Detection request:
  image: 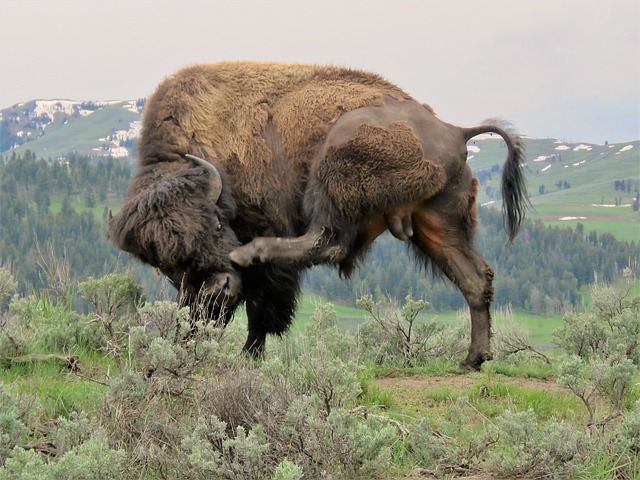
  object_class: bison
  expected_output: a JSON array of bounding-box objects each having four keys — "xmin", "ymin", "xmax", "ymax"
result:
[{"xmin": 107, "ymin": 62, "xmax": 527, "ymax": 371}]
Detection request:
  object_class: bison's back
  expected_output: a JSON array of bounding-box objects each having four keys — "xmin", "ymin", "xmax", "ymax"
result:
[{"xmin": 139, "ymin": 62, "xmax": 412, "ymax": 206}]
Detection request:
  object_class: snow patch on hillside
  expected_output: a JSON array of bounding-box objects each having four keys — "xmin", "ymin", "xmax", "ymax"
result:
[
  {"xmin": 114, "ymin": 120, "xmax": 141, "ymax": 142},
  {"xmin": 555, "ymin": 145, "xmax": 570, "ymax": 151},
  {"xmin": 592, "ymin": 203, "xmax": 632, "ymax": 207},
  {"xmin": 33, "ymin": 100, "xmax": 82, "ymax": 118},
  {"xmin": 573, "ymin": 144, "xmax": 593, "ymax": 151},
  {"xmin": 617, "ymin": 145, "xmax": 634, "ymax": 153}
]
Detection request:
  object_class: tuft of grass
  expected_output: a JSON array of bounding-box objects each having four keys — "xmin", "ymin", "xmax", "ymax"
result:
[
  {"xmin": 482, "ymin": 359, "xmax": 556, "ymax": 380},
  {"xmin": 578, "ymin": 450, "xmax": 640, "ymax": 480},
  {"xmin": 471, "ymin": 382, "xmax": 583, "ymax": 421},
  {"xmin": 359, "ymin": 382, "xmax": 397, "ymax": 412}
]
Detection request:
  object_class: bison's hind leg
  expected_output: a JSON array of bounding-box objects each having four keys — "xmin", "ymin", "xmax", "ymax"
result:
[{"xmin": 409, "ymin": 189, "xmax": 495, "ymax": 371}]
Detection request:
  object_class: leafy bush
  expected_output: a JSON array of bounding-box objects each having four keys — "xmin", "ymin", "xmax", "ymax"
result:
[
  {"xmin": 0, "ymin": 263, "xmax": 17, "ymax": 308},
  {"xmin": 263, "ymin": 302, "xmax": 362, "ymax": 416},
  {"xmin": 557, "ymin": 270, "xmax": 640, "ymax": 436},
  {"xmin": 555, "ymin": 268, "xmax": 640, "ymax": 365},
  {"xmin": 78, "ymin": 273, "xmax": 143, "ymax": 371},
  {"xmin": 272, "ymin": 459, "xmax": 304, "ymax": 480},
  {"xmin": 181, "ymin": 416, "xmax": 271, "ymax": 480},
  {"xmin": 356, "ymin": 295, "xmax": 467, "ymax": 367},
  {"xmin": 486, "ymin": 409, "xmax": 593, "ymax": 478},
  {"xmin": 0, "ymin": 430, "xmax": 125, "ymax": 480},
  {"xmin": 0, "ymin": 384, "xmax": 31, "ymax": 464},
  {"xmin": 405, "ymin": 397, "xmax": 498, "ymax": 476},
  {"xmin": 7, "ymin": 295, "xmax": 99, "ymax": 353}
]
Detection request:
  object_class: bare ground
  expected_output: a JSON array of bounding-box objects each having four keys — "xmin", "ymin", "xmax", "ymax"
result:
[{"xmin": 375, "ymin": 373, "xmax": 566, "ymax": 394}]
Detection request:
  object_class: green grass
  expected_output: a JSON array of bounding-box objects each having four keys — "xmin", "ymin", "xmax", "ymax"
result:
[
  {"xmin": 1, "ymin": 355, "xmax": 109, "ymax": 419},
  {"xmin": 471, "ymin": 137, "xmax": 639, "ymax": 243},
  {"xmin": 290, "ymin": 294, "xmax": 367, "ymax": 333},
  {"xmin": 11, "ymin": 103, "xmax": 139, "ymax": 160},
  {"xmin": 370, "ymin": 370, "xmax": 586, "ymax": 427},
  {"xmin": 49, "ymin": 193, "xmax": 110, "ymax": 218}
]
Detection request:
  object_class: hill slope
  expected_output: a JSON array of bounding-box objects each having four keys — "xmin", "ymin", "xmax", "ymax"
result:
[
  {"xmin": 467, "ymin": 135, "xmax": 639, "ymax": 241},
  {"xmin": 2, "ymin": 99, "xmax": 638, "ymax": 240},
  {"xmin": 0, "ymin": 99, "xmax": 142, "ymax": 159}
]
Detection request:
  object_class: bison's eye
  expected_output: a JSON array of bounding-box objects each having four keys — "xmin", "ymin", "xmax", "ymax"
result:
[{"xmin": 216, "ymin": 223, "xmax": 223, "ymax": 232}]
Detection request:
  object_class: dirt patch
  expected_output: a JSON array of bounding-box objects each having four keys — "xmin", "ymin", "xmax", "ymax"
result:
[{"xmin": 375, "ymin": 373, "xmax": 566, "ymax": 395}]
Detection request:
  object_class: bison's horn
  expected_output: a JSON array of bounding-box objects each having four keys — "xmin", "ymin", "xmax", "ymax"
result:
[{"xmin": 185, "ymin": 154, "xmax": 223, "ymax": 203}]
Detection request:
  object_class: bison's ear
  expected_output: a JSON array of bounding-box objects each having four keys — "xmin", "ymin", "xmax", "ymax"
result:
[{"xmin": 186, "ymin": 154, "xmax": 222, "ymax": 204}]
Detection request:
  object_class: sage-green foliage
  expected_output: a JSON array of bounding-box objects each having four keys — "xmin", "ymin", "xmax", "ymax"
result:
[
  {"xmin": 181, "ymin": 416, "xmax": 270, "ymax": 480},
  {"xmin": 77, "ymin": 273, "xmax": 142, "ymax": 325},
  {"xmin": 263, "ymin": 301, "xmax": 363, "ymax": 415},
  {"xmin": 485, "ymin": 409, "xmax": 594, "ymax": 478},
  {"xmin": 78, "ymin": 272, "xmax": 143, "ymax": 370},
  {"xmin": 0, "ymin": 430, "xmax": 125, "ymax": 480},
  {"xmin": 272, "ymin": 459, "xmax": 304, "ymax": 480},
  {"xmin": 0, "ymin": 264, "xmax": 17, "ymax": 308},
  {"xmin": 406, "ymin": 398, "xmax": 499, "ymax": 474},
  {"xmin": 0, "ymin": 384, "xmax": 123, "ymax": 479},
  {"xmin": 356, "ymin": 294, "xmax": 467, "ymax": 367},
  {"xmin": 553, "ymin": 270, "xmax": 640, "ymax": 479},
  {"xmin": 557, "ymin": 269, "xmax": 640, "ymax": 424},
  {"xmin": 7, "ymin": 294, "xmax": 98, "ymax": 354},
  {"xmin": 0, "ymin": 384, "xmax": 31, "ymax": 463},
  {"xmin": 1, "ymin": 269, "xmax": 639, "ymax": 479},
  {"xmin": 555, "ymin": 268, "xmax": 640, "ymax": 364}
]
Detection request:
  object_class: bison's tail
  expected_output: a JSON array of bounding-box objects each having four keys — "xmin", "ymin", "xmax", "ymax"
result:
[{"xmin": 462, "ymin": 120, "xmax": 529, "ymax": 242}]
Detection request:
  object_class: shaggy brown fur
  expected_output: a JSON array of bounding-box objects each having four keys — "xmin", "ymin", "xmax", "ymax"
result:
[
  {"xmin": 109, "ymin": 61, "xmax": 529, "ymax": 371},
  {"xmin": 140, "ymin": 62, "xmax": 410, "ymax": 204},
  {"xmin": 317, "ymin": 122, "xmax": 446, "ymax": 221}
]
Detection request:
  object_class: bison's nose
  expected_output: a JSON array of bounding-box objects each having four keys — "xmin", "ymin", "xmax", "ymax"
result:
[{"xmin": 209, "ymin": 272, "xmax": 241, "ymax": 299}]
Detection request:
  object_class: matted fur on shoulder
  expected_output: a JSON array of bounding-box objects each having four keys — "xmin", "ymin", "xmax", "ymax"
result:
[{"xmin": 139, "ymin": 62, "xmax": 412, "ymax": 202}]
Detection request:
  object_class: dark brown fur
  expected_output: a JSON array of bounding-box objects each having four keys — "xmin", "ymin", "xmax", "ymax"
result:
[{"xmin": 108, "ymin": 62, "xmax": 528, "ymax": 370}]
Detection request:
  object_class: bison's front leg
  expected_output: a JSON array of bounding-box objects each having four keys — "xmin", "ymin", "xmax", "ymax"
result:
[{"xmin": 229, "ymin": 227, "xmax": 347, "ymax": 268}]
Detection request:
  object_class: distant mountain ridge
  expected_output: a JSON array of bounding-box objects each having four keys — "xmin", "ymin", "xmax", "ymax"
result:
[{"xmin": 0, "ymin": 99, "xmax": 144, "ymax": 160}]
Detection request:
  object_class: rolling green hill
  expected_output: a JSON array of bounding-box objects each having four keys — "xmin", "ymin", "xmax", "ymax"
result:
[
  {"xmin": 0, "ymin": 99, "xmax": 142, "ymax": 159},
  {"xmin": 468, "ymin": 136, "xmax": 639, "ymax": 241}
]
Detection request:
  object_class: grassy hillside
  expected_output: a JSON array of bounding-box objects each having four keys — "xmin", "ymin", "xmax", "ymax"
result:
[
  {"xmin": 2, "ymin": 100, "xmax": 141, "ymax": 159},
  {"xmin": 470, "ymin": 136, "xmax": 639, "ymax": 241}
]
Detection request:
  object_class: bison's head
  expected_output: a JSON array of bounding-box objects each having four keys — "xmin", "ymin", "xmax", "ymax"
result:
[{"xmin": 107, "ymin": 155, "xmax": 242, "ymax": 316}]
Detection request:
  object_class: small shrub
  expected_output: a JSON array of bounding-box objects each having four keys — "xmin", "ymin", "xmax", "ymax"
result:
[
  {"xmin": 78, "ymin": 273, "xmax": 143, "ymax": 371},
  {"xmin": 485, "ymin": 409, "xmax": 593, "ymax": 478},
  {"xmin": 52, "ymin": 429, "xmax": 126, "ymax": 480},
  {"xmin": 181, "ymin": 415, "xmax": 271, "ymax": 480},
  {"xmin": 7, "ymin": 295, "xmax": 99, "ymax": 353},
  {"xmin": 0, "ymin": 447, "xmax": 49, "ymax": 480},
  {"xmin": 555, "ymin": 269, "xmax": 640, "ymax": 365},
  {"xmin": 0, "ymin": 263, "xmax": 17, "ymax": 308},
  {"xmin": 356, "ymin": 295, "xmax": 467, "ymax": 367},
  {"xmin": 617, "ymin": 400, "xmax": 640, "ymax": 453},
  {"xmin": 406, "ymin": 398, "xmax": 498, "ymax": 475},
  {"xmin": 264, "ymin": 301, "xmax": 362, "ymax": 416},
  {"xmin": 0, "ymin": 385, "xmax": 31, "ymax": 464},
  {"xmin": 272, "ymin": 459, "xmax": 304, "ymax": 480}
]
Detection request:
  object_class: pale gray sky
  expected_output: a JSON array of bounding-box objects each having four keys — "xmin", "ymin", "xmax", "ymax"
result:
[{"xmin": 2, "ymin": 0, "xmax": 639, "ymax": 143}]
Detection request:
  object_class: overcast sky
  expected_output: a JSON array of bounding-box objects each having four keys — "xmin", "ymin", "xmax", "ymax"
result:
[{"xmin": 2, "ymin": 0, "xmax": 639, "ymax": 144}]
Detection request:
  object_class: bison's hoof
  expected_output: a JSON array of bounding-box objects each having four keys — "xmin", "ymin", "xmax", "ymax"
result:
[
  {"xmin": 458, "ymin": 351, "xmax": 493, "ymax": 372},
  {"xmin": 229, "ymin": 247, "xmax": 254, "ymax": 267}
]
